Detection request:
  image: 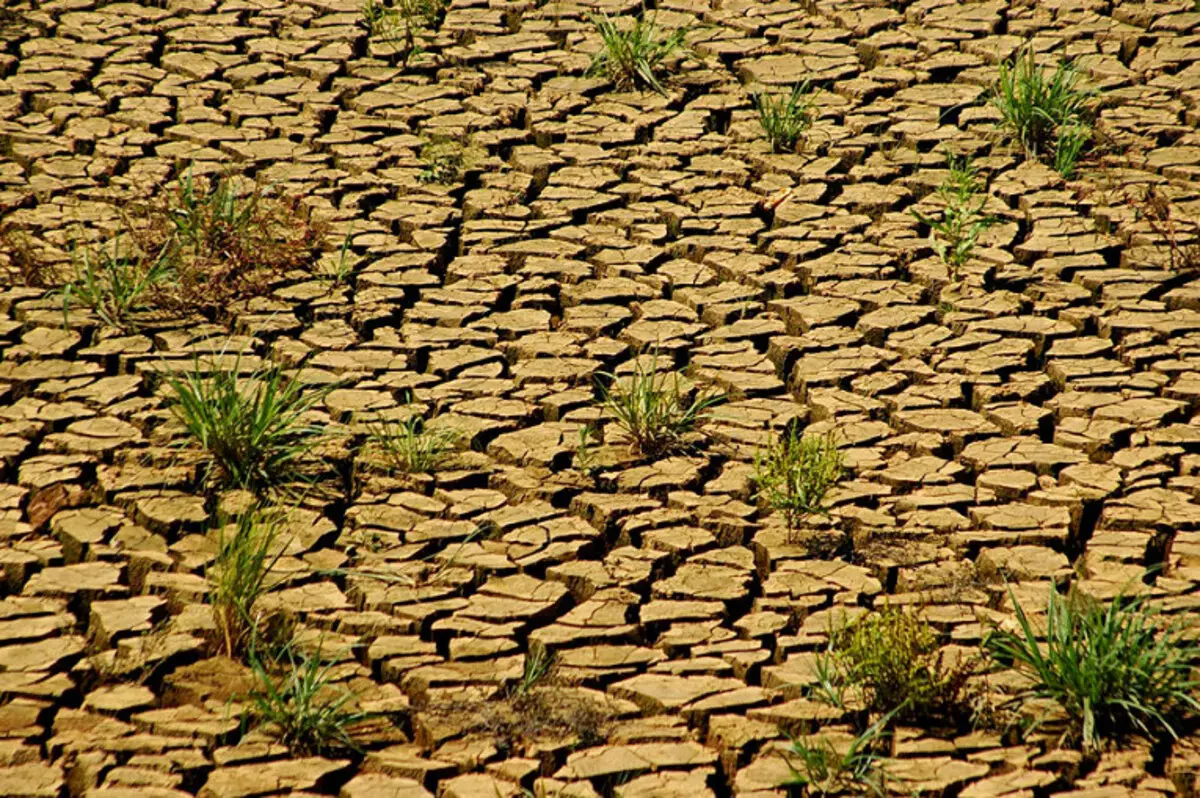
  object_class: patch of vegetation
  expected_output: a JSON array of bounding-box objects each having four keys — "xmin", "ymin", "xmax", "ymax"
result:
[
  {"xmin": 363, "ymin": 408, "xmax": 461, "ymax": 473},
  {"xmin": 781, "ymin": 709, "xmax": 896, "ymax": 797},
  {"xmin": 0, "ymin": 225, "xmax": 56, "ymax": 287},
  {"xmin": 362, "ymin": 0, "xmax": 446, "ymax": 66},
  {"xmin": 208, "ymin": 511, "xmax": 285, "ymax": 658},
  {"xmin": 417, "ymin": 135, "xmax": 485, "ymax": 184},
  {"xmin": 911, "ymin": 155, "xmax": 997, "ymax": 277},
  {"xmin": 991, "ymin": 49, "xmax": 1093, "ymax": 176},
  {"xmin": 597, "ymin": 353, "xmax": 725, "ymax": 458},
  {"xmin": 754, "ymin": 426, "xmax": 843, "ymax": 538},
  {"xmin": 819, "ymin": 608, "xmax": 979, "ymax": 725},
  {"xmin": 162, "ymin": 170, "xmax": 325, "ymax": 311},
  {"xmin": 165, "ymin": 352, "xmax": 336, "ymax": 494},
  {"xmin": 984, "ymin": 585, "xmax": 1200, "ymax": 752},
  {"xmin": 246, "ymin": 640, "xmax": 372, "ymax": 757},
  {"xmin": 586, "ymin": 9, "xmax": 688, "ymax": 95},
  {"xmin": 61, "ymin": 235, "xmax": 173, "ymax": 330},
  {"xmin": 753, "ymin": 81, "xmax": 817, "ymax": 153}
]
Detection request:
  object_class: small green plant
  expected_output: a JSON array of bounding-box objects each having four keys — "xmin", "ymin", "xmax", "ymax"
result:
[
  {"xmin": 753, "ymin": 81, "xmax": 817, "ymax": 153},
  {"xmin": 574, "ymin": 424, "xmax": 599, "ymax": 472},
  {"xmin": 991, "ymin": 49, "xmax": 1093, "ymax": 175},
  {"xmin": 597, "ymin": 353, "xmax": 724, "ymax": 458},
  {"xmin": 417, "ymin": 135, "xmax": 485, "ymax": 184},
  {"xmin": 512, "ymin": 648, "xmax": 555, "ymax": 698},
  {"xmin": 911, "ymin": 155, "xmax": 997, "ymax": 275},
  {"xmin": 781, "ymin": 708, "xmax": 897, "ymax": 797},
  {"xmin": 984, "ymin": 585, "xmax": 1200, "ymax": 752},
  {"xmin": 61, "ymin": 235, "xmax": 173, "ymax": 330},
  {"xmin": 819, "ymin": 608, "xmax": 978, "ymax": 725},
  {"xmin": 246, "ymin": 640, "xmax": 372, "ymax": 756},
  {"xmin": 361, "ymin": 0, "xmax": 446, "ymax": 65},
  {"xmin": 165, "ymin": 352, "xmax": 335, "ymax": 493},
  {"xmin": 754, "ymin": 427, "xmax": 843, "ymax": 536},
  {"xmin": 208, "ymin": 511, "xmax": 285, "ymax": 658},
  {"xmin": 363, "ymin": 409, "xmax": 461, "ymax": 473},
  {"xmin": 319, "ymin": 229, "xmax": 355, "ymax": 287},
  {"xmin": 586, "ymin": 9, "xmax": 688, "ymax": 95}
]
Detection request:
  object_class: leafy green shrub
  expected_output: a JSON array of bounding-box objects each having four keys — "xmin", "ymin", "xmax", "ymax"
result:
[
  {"xmin": 985, "ymin": 585, "xmax": 1200, "ymax": 752},
  {"xmin": 597, "ymin": 353, "xmax": 724, "ymax": 458},
  {"xmin": 165, "ymin": 353, "xmax": 335, "ymax": 493},
  {"xmin": 991, "ymin": 49, "xmax": 1093, "ymax": 176},
  {"xmin": 820, "ymin": 608, "xmax": 978, "ymax": 725},
  {"xmin": 754, "ymin": 427, "xmax": 843, "ymax": 536},
  {"xmin": 586, "ymin": 10, "xmax": 688, "ymax": 95},
  {"xmin": 753, "ymin": 81, "xmax": 817, "ymax": 153},
  {"xmin": 911, "ymin": 155, "xmax": 997, "ymax": 276}
]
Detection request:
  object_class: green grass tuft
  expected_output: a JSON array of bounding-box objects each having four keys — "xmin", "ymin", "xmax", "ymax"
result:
[
  {"xmin": 991, "ymin": 49, "xmax": 1093, "ymax": 176},
  {"xmin": 61, "ymin": 235, "xmax": 173, "ymax": 330},
  {"xmin": 363, "ymin": 408, "xmax": 461, "ymax": 474},
  {"xmin": 208, "ymin": 511, "xmax": 285, "ymax": 658},
  {"xmin": 753, "ymin": 81, "xmax": 817, "ymax": 153},
  {"xmin": 586, "ymin": 10, "xmax": 688, "ymax": 95},
  {"xmin": 754, "ymin": 427, "xmax": 842, "ymax": 536}
]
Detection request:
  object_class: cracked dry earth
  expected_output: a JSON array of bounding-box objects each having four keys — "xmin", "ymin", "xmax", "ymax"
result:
[{"xmin": 5, "ymin": 0, "xmax": 1200, "ymax": 797}]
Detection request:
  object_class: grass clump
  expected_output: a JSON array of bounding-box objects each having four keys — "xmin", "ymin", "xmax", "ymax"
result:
[
  {"xmin": 208, "ymin": 512, "xmax": 285, "ymax": 658},
  {"xmin": 781, "ymin": 709, "xmax": 896, "ymax": 797},
  {"xmin": 1131, "ymin": 185, "xmax": 1200, "ymax": 271},
  {"xmin": 991, "ymin": 49, "xmax": 1093, "ymax": 176},
  {"xmin": 363, "ymin": 409, "xmax": 461, "ymax": 473},
  {"xmin": 586, "ymin": 9, "xmax": 688, "ymax": 95},
  {"xmin": 754, "ymin": 426, "xmax": 843, "ymax": 537},
  {"xmin": 417, "ymin": 135, "xmax": 485, "ymax": 184},
  {"xmin": 165, "ymin": 353, "xmax": 335, "ymax": 494},
  {"xmin": 911, "ymin": 155, "xmax": 997, "ymax": 276},
  {"xmin": 597, "ymin": 353, "xmax": 724, "ymax": 458},
  {"xmin": 984, "ymin": 585, "xmax": 1200, "ymax": 752},
  {"xmin": 361, "ymin": 0, "xmax": 446, "ymax": 66},
  {"xmin": 753, "ymin": 81, "xmax": 817, "ymax": 153},
  {"xmin": 819, "ymin": 608, "xmax": 979, "ymax": 725},
  {"xmin": 246, "ymin": 640, "xmax": 372, "ymax": 756},
  {"xmin": 61, "ymin": 235, "xmax": 173, "ymax": 330}
]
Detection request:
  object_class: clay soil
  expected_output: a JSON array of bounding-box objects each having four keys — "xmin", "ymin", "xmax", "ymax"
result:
[{"xmin": 2, "ymin": 0, "xmax": 1200, "ymax": 797}]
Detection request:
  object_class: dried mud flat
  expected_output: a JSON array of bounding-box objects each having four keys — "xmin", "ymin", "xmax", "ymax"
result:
[{"xmin": 3, "ymin": 0, "xmax": 1200, "ymax": 797}]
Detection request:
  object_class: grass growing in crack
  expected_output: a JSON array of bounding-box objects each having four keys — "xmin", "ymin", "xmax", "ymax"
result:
[
  {"xmin": 417, "ymin": 135, "xmax": 485, "ymax": 184},
  {"xmin": 781, "ymin": 708, "xmax": 897, "ymax": 797},
  {"xmin": 597, "ymin": 353, "xmax": 724, "ymax": 458},
  {"xmin": 61, "ymin": 235, "xmax": 173, "ymax": 330},
  {"xmin": 363, "ymin": 409, "xmax": 461, "ymax": 474},
  {"xmin": 754, "ymin": 426, "xmax": 843, "ymax": 538},
  {"xmin": 753, "ymin": 81, "xmax": 817, "ymax": 153},
  {"xmin": 362, "ymin": 0, "xmax": 446, "ymax": 66},
  {"xmin": 586, "ymin": 9, "xmax": 688, "ymax": 95},
  {"xmin": 819, "ymin": 608, "xmax": 979, "ymax": 725},
  {"xmin": 512, "ymin": 648, "xmax": 555, "ymax": 697},
  {"xmin": 246, "ymin": 639, "xmax": 372, "ymax": 757},
  {"xmin": 165, "ymin": 353, "xmax": 335, "ymax": 494},
  {"xmin": 208, "ymin": 511, "xmax": 285, "ymax": 658},
  {"xmin": 991, "ymin": 48, "xmax": 1093, "ymax": 175},
  {"xmin": 911, "ymin": 155, "xmax": 997, "ymax": 277},
  {"xmin": 984, "ymin": 585, "xmax": 1200, "ymax": 752}
]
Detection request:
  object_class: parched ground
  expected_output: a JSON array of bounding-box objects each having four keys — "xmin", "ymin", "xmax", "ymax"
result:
[{"xmin": 3, "ymin": 0, "xmax": 1200, "ymax": 797}]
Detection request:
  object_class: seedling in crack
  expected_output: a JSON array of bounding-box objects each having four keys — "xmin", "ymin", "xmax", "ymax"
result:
[
  {"xmin": 586, "ymin": 8, "xmax": 688, "ymax": 95},
  {"xmin": 991, "ymin": 48, "xmax": 1094, "ymax": 176},
  {"xmin": 911, "ymin": 155, "xmax": 997, "ymax": 277},
  {"xmin": 597, "ymin": 352, "xmax": 724, "ymax": 458},
  {"xmin": 984, "ymin": 584, "xmax": 1200, "ymax": 752},
  {"xmin": 753, "ymin": 81, "xmax": 817, "ymax": 153},
  {"xmin": 246, "ymin": 638, "xmax": 374, "ymax": 756},
  {"xmin": 781, "ymin": 708, "xmax": 897, "ymax": 797},
  {"xmin": 363, "ymin": 407, "xmax": 461, "ymax": 474},
  {"xmin": 61, "ymin": 235, "xmax": 173, "ymax": 330},
  {"xmin": 164, "ymin": 350, "xmax": 336, "ymax": 494},
  {"xmin": 754, "ymin": 426, "xmax": 842, "ymax": 537},
  {"xmin": 361, "ymin": 0, "xmax": 447, "ymax": 66},
  {"xmin": 208, "ymin": 511, "xmax": 286, "ymax": 658}
]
